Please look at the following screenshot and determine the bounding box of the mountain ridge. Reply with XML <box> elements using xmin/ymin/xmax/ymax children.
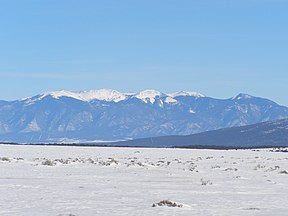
<box><xmin>18</xmin><ymin>89</ymin><xmax>205</xmax><ymax>104</ymax></box>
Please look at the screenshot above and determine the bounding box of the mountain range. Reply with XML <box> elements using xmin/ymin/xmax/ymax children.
<box><xmin>0</xmin><ymin>89</ymin><xmax>288</xmax><ymax>144</ymax></box>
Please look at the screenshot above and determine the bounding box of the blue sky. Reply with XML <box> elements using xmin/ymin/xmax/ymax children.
<box><xmin>0</xmin><ymin>0</ymin><xmax>287</xmax><ymax>105</ymax></box>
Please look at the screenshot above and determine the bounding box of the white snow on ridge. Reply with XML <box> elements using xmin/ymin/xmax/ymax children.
<box><xmin>23</xmin><ymin>89</ymin><xmax>128</xmax><ymax>103</ymax></box>
<box><xmin>233</xmin><ymin>93</ymin><xmax>253</xmax><ymax>100</ymax></box>
<box><xmin>79</xmin><ymin>89</ymin><xmax>127</xmax><ymax>102</ymax></box>
<box><xmin>135</xmin><ymin>90</ymin><xmax>204</xmax><ymax>104</ymax></box>
<box><xmin>21</xmin><ymin>89</ymin><xmax>205</xmax><ymax>104</ymax></box>
<box><xmin>42</xmin><ymin>90</ymin><xmax>84</xmax><ymax>101</ymax></box>
<box><xmin>134</xmin><ymin>90</ymin><xmax>164</xmax><ymax>104</ymax></box>
<box><xmin>168</xmin><ymin>91</ymin><xmax>205</xmax><ymax>98</ymax></box>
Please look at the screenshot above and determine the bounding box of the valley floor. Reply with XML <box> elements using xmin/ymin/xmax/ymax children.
<box><xmin>0</xmin><ymin>144</ymin><xmax>287</xmax><ymax>216</ymax></box>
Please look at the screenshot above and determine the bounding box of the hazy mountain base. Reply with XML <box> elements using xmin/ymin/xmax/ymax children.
<box><xmin>0</xmin><ymin>144</ymin><xmax>287</xmax><ymax>216</ymax></box>
<box><xmin>1</xmin><ymin>118</ymin><xmax>288</xmax><ymax>149</ymax></box>
<box><xmin>110</xmin><ymin>118</ymin><xmax>288</xmax><ymax>148</ymax></box>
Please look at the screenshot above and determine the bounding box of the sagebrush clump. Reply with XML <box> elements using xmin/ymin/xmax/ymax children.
<box><xmin>152</xmin><ymin>200</ymin><xmax>183</xmax><ymax>208</ymax></box>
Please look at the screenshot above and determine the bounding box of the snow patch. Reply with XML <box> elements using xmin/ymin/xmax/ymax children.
<box><xmin>164</xmin><ymin>97</ymin><xmax>178</xmax><ymax>104</ymax></box>
<box><xmin>189</xmin><ymin>108</ymin><xmax>196</xmax><ymax>114</ymax></box>
<box><xmin>22</xmin><ymin>119</ymin><xmax>41</xmax><ymax>132</ymax></box>
<box><xmin>135</xmin><ymin>90</ymin><xmax>163</xmax><ymax>104</ymax></box>
<box><xmin>80</xmin><ymin>89</ymin><xmax>127</xmax><ymax>102</ymax></box>
<box><xmin>168</xmin><ymin>91</ymin><xmax>204</xmax><ymax>98</ymax></box>
<box><xmin>233</xmin><ymin>93</ymin><xmax>253</xmax><ymax>100</ymax></box>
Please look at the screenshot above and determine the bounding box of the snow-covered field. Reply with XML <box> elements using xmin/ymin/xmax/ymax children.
<box><xmin>0</xmin><ymin>144</ymin><xmax>287</xmax><ymax>216</ymax></box>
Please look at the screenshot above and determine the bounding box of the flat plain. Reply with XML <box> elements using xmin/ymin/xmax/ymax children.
<box><xmin>0</xmin><ymin>144</ymin><xmax>287</xmax><ymax>216</ymax></box>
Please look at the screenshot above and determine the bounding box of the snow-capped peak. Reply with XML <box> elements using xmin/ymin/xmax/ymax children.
<box><xmin>168</xmin><ymin>91</ymin><xmax>204</xmax><ymax>98</ymax></box>
<box><xmin>78</xmin><ymin>89</ymin><xmax>127</xmax><ymax>102</ymax></box>
<box><xmin>22</xmin><ymin>89</ymin><xmax>127</xmax><ymax>104</ymax></box>
<box><xmin>20</xmin><ymin>89</ymin><xmax>206</xmax><ymax>105</ymax></box>
<box><xmin>42</xmin><ymin>90</ymin><xmax>83</xmax><ymax>101</ymax></box>
<box><xmin>134</xmin><ymin>90</ymin><xmax>164</xmax><ymax>104</ymax></box>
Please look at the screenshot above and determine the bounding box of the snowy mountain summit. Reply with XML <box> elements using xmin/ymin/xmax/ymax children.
<box><xmin>23</xmin><ymin>89</ymin><xmax>127</xmax><ymax>103</ymax></box>
<box><xmin>21</xmin><ymin>89</ymin><xmax>205</xmax><ymax>104</ymax></box>
<box><xmin>1</xmin><ymin>89</ymin><xmax>288</xmax><ymax>144</ymax></box>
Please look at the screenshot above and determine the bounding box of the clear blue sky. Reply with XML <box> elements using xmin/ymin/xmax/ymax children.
<box><xmin>0</xmin><ymin>0</ymin><xmax>287</xmax><ymax>105</ymax></box>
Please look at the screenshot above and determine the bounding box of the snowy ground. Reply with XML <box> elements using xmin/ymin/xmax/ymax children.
<box><xmin>0</xmin><ymin>144</ymin><xmax>287</xmax><ymax>216</ymax></box>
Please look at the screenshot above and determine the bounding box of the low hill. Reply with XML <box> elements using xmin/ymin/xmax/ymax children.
<box><xmin>111</xmin><ymin>118</ymin><xmax>288</xmax><ymax>148</ymax></box>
